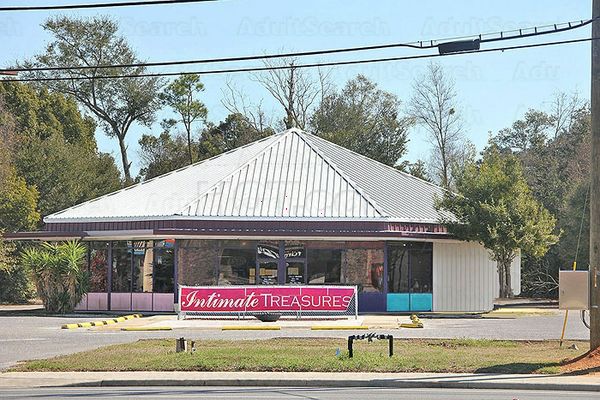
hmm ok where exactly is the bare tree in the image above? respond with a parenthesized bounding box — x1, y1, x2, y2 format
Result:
(409, 62, 464, 188)
(549, 91, 586, 138)
(251, 57, 331, 130)
(221, 80, 272, 133)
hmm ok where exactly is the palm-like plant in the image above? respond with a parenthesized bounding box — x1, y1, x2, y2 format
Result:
(21, 241, 89, 313)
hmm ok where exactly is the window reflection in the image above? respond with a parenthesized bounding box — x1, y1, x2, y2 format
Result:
(387, 242, 433, 294)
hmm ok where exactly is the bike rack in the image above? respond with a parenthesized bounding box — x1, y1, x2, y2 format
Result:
(347, 333, 393, 358)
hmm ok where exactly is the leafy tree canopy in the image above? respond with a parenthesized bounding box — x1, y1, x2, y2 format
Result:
(137, 113, 273, 181)
(159, 74, 207, 164)
(138, 121, 191, 180)
(0, 169, 39, 233)
(310, 75, 412, 167)
(199, 112, 273, 159)
(0, 82, 121, 218)
(0, 94, 40, 232)
(22, 16, 163, 183)
(436, 148, 559, 297)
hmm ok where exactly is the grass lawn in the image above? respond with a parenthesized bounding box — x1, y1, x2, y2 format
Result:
(13, 338, 588, 374)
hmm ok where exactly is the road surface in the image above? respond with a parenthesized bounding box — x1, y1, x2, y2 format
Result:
(1, 386, 598, 399)
(0, 310, 589, 370)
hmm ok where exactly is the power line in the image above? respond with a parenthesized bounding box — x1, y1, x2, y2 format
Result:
(3, 18, 595, 74)
(3, 37, 596, 82)
(0, 0, 216, 11)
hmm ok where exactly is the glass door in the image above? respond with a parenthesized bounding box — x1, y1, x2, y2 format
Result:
(386, 242, 433, 312)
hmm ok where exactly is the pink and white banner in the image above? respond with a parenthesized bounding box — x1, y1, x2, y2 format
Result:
(178, 285, 357, 313)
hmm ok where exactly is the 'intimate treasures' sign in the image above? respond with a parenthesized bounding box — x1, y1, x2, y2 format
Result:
(178, 285, 357, 313)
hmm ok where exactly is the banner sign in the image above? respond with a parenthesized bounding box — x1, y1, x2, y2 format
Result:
(178, 285, 356, 313)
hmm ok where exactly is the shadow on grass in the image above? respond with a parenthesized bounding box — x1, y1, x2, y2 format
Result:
(475, 362, 560, 374)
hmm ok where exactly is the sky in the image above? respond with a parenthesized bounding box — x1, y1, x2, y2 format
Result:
(0, 0, 593, 176)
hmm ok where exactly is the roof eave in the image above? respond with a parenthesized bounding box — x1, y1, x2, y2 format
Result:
(43, 215, 445, 225)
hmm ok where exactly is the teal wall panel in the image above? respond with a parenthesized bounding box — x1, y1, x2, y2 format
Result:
(410, 293, 432, 311)
(386, 293, 409, 311)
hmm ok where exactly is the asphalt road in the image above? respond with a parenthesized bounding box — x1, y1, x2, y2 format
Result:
(1, 386, 598, 399)
(0, 311, 590, 370)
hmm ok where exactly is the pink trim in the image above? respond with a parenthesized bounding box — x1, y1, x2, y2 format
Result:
(131, 293, 153, 311)
(87, 293, 108, 310)
(74, 294, 88, 311)
(110, 293, 132, 311)
(153, 293, 175, 312)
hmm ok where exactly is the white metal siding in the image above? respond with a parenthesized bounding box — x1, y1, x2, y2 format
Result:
(433, 242, 522, 312)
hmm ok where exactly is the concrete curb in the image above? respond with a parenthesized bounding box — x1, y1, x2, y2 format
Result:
(120, 326, 172, 331)
(221, 326, 281, 331)
(3, 372, 599, 392)
(59, 378, 600, 392)
(311, 326, 368, 330)
(62, 314, 142, 329)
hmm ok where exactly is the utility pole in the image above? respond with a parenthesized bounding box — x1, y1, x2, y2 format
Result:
(590, 0, 600, 350)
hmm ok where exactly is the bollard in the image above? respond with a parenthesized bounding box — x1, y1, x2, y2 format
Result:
(348, 336, 354, 358)
(176, 337, 187, 353)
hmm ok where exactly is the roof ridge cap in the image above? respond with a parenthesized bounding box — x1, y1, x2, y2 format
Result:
(294, 130, 388, 218)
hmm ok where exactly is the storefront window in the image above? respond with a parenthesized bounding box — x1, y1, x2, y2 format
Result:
(388, 244, 409, 293)
(285, 243, 305, 284)
(342, 244, 384, 293)
(132, 241, 153, 293)
(387, 242, 433, 293)
(307, 249, 341, 284)
(153, 246, 174, 293)
(88, 242, 109, 292)
(111, 241, 132, 292)
(257, 242, 279, 284)
(177, 240, 219, 286)
(219, 241, 256, 285)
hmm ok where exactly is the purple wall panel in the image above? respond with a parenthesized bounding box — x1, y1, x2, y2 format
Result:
(358, 293, 386, 313)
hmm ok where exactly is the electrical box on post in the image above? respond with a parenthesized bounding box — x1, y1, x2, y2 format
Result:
(559, 270, 589, 310)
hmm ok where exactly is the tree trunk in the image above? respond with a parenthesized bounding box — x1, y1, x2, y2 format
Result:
(497, 255, 514, 298)
(186, 127, 194, 165)
(117, 134, 132, 184)
(497, 263, 506, 298)
(505, 261, 513, 297)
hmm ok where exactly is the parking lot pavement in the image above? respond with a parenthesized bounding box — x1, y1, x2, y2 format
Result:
(0, 311, 589, 370)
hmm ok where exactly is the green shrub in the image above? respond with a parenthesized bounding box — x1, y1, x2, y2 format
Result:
(21, 241, 89, 313)
(0, 240, 35, 303)
(0, 264, 35, 303)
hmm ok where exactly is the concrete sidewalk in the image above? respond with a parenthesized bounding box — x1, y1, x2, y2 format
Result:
(1, 371, 599, 392)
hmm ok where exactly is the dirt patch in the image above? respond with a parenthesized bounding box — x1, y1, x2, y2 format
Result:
(561, 347, 600, 374)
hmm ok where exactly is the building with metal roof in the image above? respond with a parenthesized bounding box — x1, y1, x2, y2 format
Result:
(11, 128, 520, 314)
